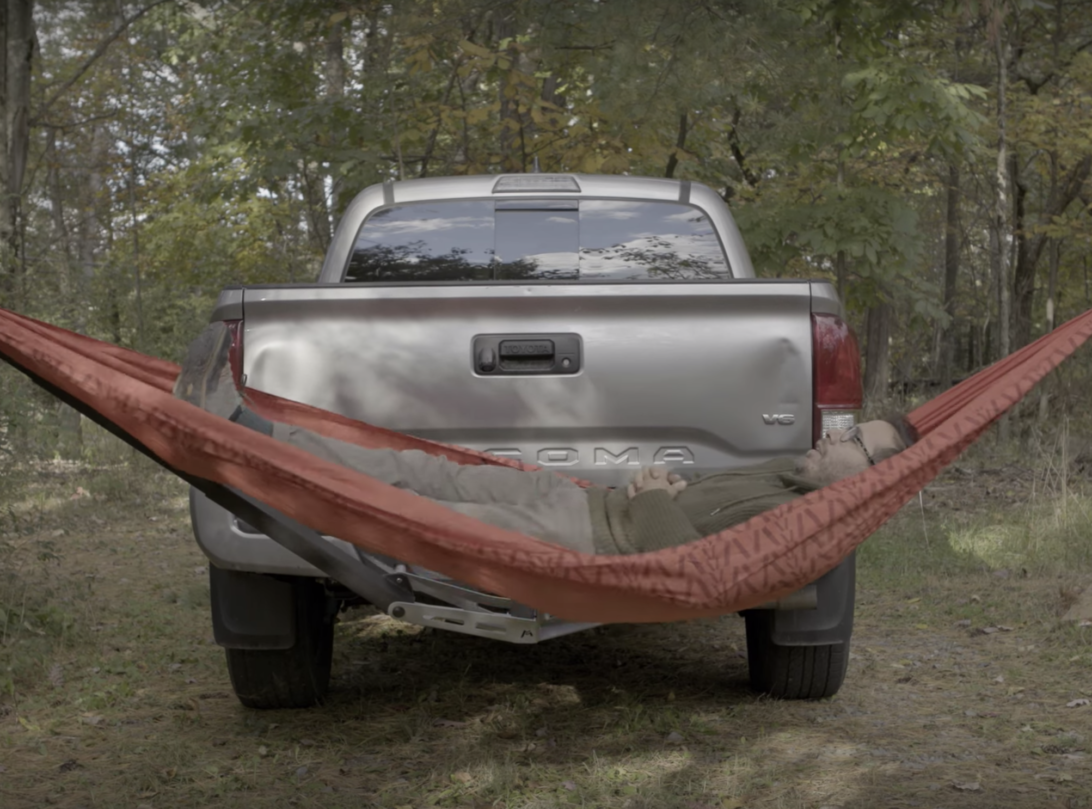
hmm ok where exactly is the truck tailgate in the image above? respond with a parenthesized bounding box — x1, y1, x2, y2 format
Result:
(241, 283, 814, 485)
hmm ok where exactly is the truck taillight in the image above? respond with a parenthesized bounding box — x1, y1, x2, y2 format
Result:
(812, 313, 863, 445)
(224, 319, 245, 391)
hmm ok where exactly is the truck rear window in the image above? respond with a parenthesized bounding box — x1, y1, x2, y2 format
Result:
(344, 199, 730, 282)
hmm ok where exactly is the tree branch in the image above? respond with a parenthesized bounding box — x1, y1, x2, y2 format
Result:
(664, 112, 688, 179)
(37, 111, 123, 131)
(727, 108, 759, 187)
(31, 0, 175, 126)
(1024, 154, 1092, 273)
(554, 42, 616, 51)
(420, 54, 466, 178)
(1013, 38, 1092, 94)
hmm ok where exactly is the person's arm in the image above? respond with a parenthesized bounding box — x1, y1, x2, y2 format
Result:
(623, 488, 703, 551)
(621, 467, 700, 552)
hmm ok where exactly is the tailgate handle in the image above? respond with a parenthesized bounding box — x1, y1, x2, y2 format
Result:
(473, 334, 581, 375)
(500, 339, 554, 360)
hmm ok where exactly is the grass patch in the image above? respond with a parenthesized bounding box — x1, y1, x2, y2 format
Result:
(944, 492, 1092, 574)
(0, 454, 190, 697)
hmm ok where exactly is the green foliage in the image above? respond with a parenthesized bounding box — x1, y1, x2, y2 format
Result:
(0, 0, 1089, 420)
(738, 187, 923, 275)
(843, 59, 987, 159)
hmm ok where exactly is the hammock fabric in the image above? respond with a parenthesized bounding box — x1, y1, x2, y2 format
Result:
(2, 305, 1091, 624)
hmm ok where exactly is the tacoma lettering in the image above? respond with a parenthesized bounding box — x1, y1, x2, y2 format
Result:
(483, 447, 696, 465)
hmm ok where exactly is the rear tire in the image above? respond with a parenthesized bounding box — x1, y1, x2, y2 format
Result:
(743, 558, 855, 700)
(744, 611, 850, 700)
(221, 577, 335, 709)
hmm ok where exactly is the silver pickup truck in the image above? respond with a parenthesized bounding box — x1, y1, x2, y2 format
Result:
(188, 173, 863, 709)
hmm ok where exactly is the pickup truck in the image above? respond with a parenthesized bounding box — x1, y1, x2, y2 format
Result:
(188, 173, 863, 709)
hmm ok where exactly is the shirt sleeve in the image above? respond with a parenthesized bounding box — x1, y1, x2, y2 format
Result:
(621, 489, 703, 552)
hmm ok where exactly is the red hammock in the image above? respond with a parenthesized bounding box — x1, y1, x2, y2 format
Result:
(1, 305, 1091, 623)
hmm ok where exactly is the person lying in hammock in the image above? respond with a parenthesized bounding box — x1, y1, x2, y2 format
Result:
(175, 333, 918, 555)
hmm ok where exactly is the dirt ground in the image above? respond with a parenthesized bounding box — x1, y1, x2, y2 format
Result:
(2, 459, 1092, 809)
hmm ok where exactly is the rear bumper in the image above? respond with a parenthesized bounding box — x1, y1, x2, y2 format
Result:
(191, 485, 851, 630)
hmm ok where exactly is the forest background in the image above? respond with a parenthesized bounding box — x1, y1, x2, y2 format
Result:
(1, 0, 1091, 456)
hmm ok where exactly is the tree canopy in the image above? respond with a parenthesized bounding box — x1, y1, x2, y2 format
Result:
(3, 0, 1092, 424)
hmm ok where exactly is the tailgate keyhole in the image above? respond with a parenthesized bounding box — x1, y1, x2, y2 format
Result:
(477, 347, 496, 373)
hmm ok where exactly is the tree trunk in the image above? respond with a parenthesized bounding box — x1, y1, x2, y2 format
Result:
(47, 128, 82, 455)
(0, 0, 34, 306)
(938, 162, 961, 388)
(1038, 236, 1062, 422)
(324, 13, 346, 223)
(993, 35, 1011, 365)
(45, 128, 73, 298)
(78, 124, 110, 335)
(0, 6, 8, 299)
(968, 322, 979, 371)
(992, 27, 1013, 442)
(1038, 147, 1062, 422)
(1085, 254, 1090, 307)
(126, 135, 145, 351)
(121, 11, 144, 351)
(863, 299, 891, 406)
(834, 160, 847, 301)
(1010, 149, 1031, 349)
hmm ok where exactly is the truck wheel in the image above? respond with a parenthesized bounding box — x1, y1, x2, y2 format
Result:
(214, 573, 335, 709)
(743, 615, 850, 699)
(742, 556, 855, 700)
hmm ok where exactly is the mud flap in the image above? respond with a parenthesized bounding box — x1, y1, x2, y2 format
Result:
(210, 566, 296, 650)
(765, 552, 855, 647)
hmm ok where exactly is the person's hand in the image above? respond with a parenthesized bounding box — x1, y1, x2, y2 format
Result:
(627, 466, 687, 500)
